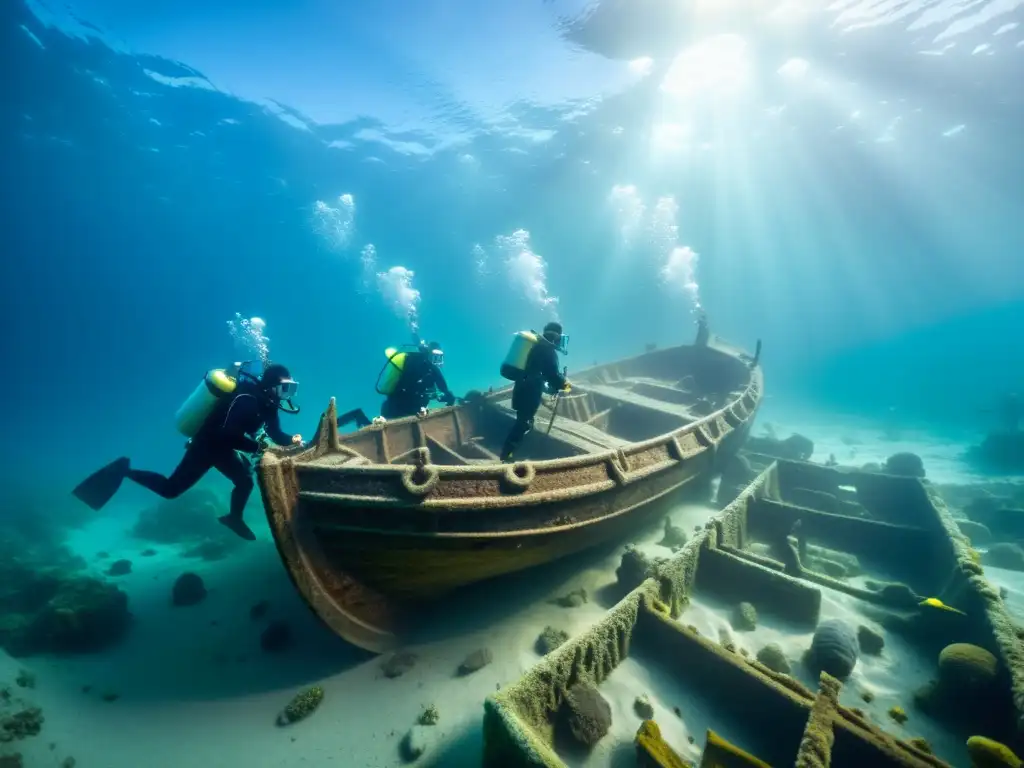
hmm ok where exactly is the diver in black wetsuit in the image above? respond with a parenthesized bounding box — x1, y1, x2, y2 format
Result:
(381, 341, 457, 419)
(72, 364, 303, 541)
(338, 341, 457, 429)
(500, 322, 569, 463)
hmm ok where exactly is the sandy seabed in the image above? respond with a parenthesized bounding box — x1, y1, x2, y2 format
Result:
(0, 409, 1003, 768)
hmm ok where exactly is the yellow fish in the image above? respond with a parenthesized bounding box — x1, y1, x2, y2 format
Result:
(919, 597, 966, 616)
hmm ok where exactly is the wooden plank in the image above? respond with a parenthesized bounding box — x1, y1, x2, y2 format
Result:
(461, 438, 500, 462)
(426, 436, 470, 466)
(585, 382, 699, 421)
(491, 401, 628, 453)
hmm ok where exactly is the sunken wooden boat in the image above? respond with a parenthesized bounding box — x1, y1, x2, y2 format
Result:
(256, 335, 764, 653)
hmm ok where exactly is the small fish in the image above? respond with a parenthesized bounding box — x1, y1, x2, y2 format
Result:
(919, 597, 966, 616)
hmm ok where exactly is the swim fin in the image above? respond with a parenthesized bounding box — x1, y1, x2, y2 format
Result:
(218, 514, 256, 541)
(72, 456, 130, 511)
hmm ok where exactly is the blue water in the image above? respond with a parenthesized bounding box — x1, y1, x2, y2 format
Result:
(2, 0, 1023, 765)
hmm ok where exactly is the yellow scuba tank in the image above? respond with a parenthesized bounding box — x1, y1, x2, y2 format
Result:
(500, 331, 538, 382)
(174, 368, 238, 437)
(376, 347, 407, 395)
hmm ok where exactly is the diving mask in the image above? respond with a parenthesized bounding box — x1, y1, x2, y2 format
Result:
(429, 348, 444, 367)
(546, 333, 569, 354)
(273, 379, 299, 400)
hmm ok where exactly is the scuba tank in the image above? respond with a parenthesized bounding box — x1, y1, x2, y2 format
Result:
(175, 365, 240, 438)
(500, 331, 538, 382)
(376, 347, 408, 395)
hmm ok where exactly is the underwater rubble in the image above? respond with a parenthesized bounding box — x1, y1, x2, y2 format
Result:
(482, 457, 1024, 767)
(0, 534, 132, 658)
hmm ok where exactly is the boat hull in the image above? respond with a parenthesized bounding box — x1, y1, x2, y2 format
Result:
(300, 447, 716, 600)
(258, 339, 763, 652)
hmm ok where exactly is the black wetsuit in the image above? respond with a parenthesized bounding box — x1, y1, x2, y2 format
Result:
(381, 352, 456, 419)
(126, 383, 293, 520)
(500, 339, 566, 462)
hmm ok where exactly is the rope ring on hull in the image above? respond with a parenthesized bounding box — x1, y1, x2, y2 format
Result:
(400, 465, 439, 497)
(502, 461, 535, 492)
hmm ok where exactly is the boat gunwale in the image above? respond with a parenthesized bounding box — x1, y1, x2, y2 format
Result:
(280, 342, 763, 486)
(298, 465, 699, 539)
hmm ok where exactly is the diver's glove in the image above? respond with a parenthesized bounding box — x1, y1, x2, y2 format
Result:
(561, 380, 572, 393)
(443, 392, 457, 407)
(417, 407, 429, 418)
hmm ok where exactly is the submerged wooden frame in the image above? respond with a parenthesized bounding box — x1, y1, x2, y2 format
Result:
(482, 459, 1024, 767)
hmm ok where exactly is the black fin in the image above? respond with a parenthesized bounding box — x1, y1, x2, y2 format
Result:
(72, 457, 130, 511)
(218, 514, 256, 541)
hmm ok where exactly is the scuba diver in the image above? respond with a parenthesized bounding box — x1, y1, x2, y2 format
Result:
(499, 321, 570, 463)
(335, 339, 457, 430)
(378, 339, 457, 419)
(71, 362, 303, 542)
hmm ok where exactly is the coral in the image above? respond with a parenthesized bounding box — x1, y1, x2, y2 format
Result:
(561, 682, 612, 747)
(888, 706, 907, 724)
(634, 694, 655, 719)
(635, 719, 688, 768)
(808, 620, 858, 680)
(731, 602, 757, 632)
(260, 620, 293, 653)
(658, 518, 688, 551)
(617, 545, 655, 591)
(783, 434, 815, 461)
(130, 488, 230, 544)
(966, 735, 1022, 767)
(549, 588, 588, 608)
(0, 704, 43, 742)
(105, 559, 131, 576)
(744, 434, 814, 461)
(170, 573, 206, 607)
(277, 685, 323, 725)
(19, 577, 131, 655)
(535, 626, 569, 655)
(937, 643, 998, 694)
(401, 725, 434, 762)
(249, 599, 270, 620)
(884, 452, 926, 478)
(756, 643, 791, 675)
(381, 652, 417, 678)
(418, 704, 439, 726)
(13, 672, 33, 690)
(984, 543, 1024, 572)
(457, 648, 493, 676)
(856, 625, 884, 656)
